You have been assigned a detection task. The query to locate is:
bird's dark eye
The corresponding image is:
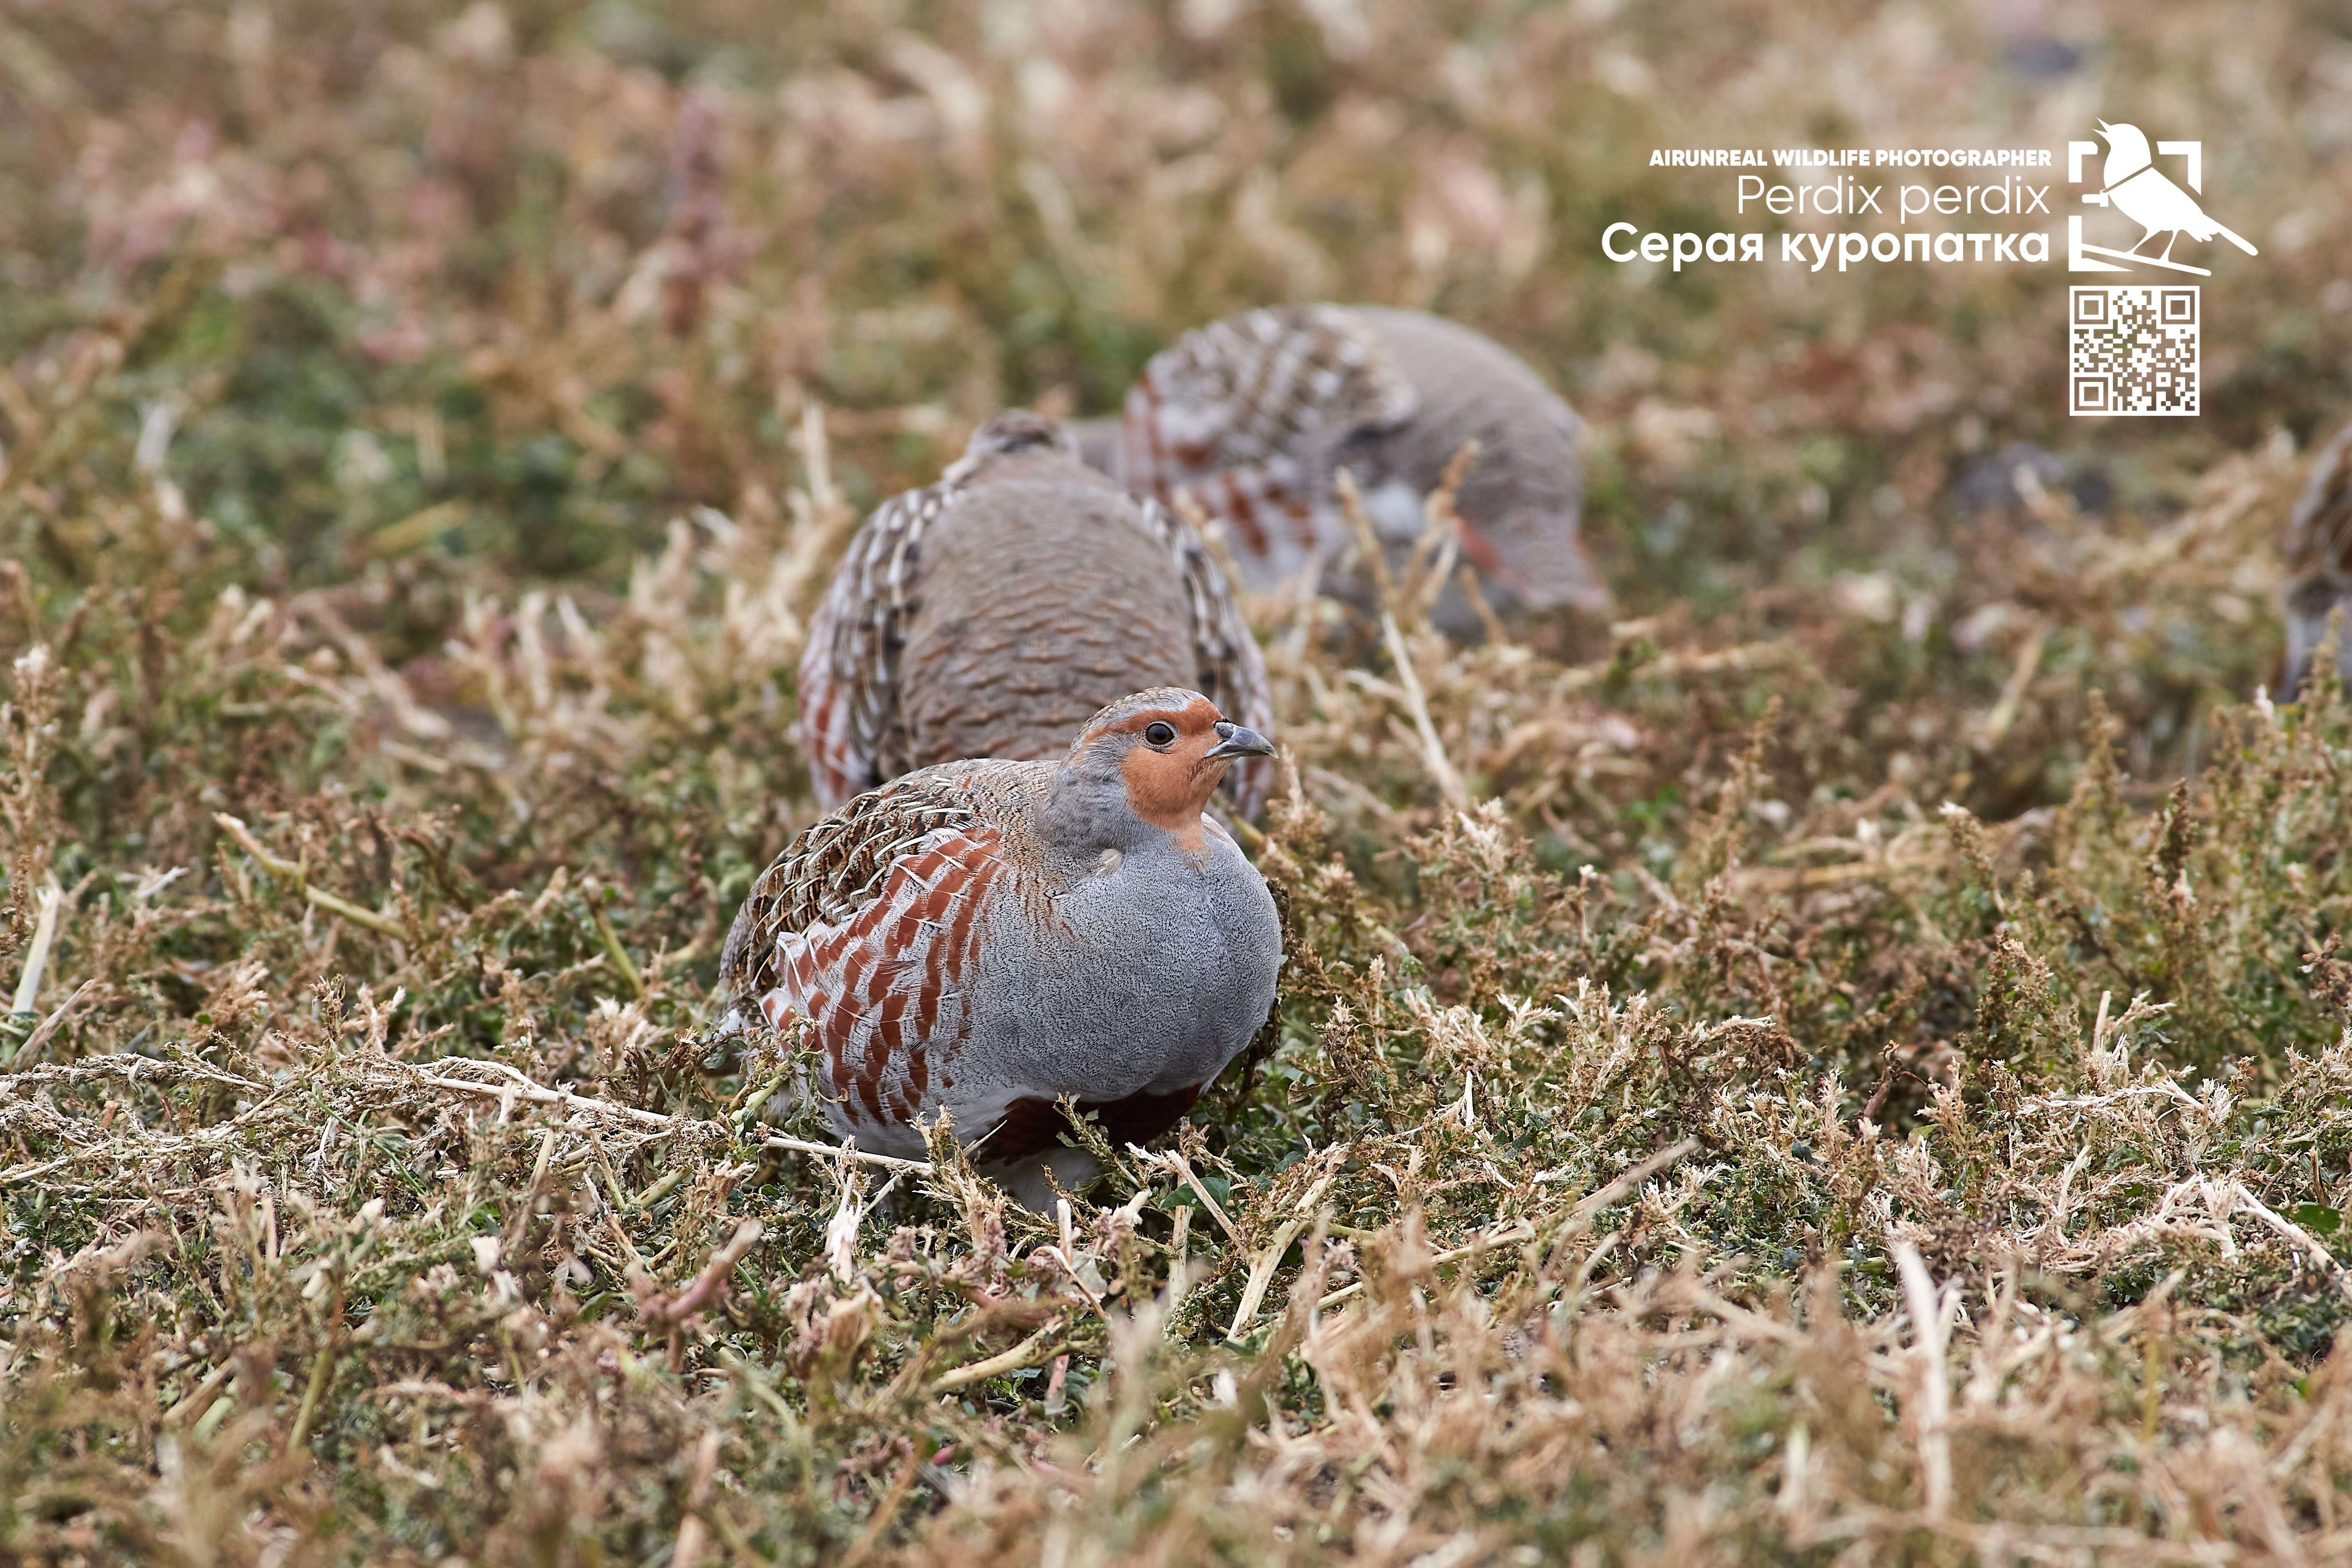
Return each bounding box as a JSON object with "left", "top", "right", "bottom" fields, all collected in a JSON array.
[{"left": 1144, "top": 722, "right": 1177, "bottom": 747}]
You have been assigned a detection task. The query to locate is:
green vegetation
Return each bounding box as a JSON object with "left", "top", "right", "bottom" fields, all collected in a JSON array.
[{"left": 4, "top": 1, "right": 2352, "bottom": 1561}]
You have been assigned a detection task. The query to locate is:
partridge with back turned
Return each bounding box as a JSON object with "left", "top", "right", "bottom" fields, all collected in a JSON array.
[
  {"left": 798, "top": 410, "right": 1273, "bottom": 816},
  {"left": 1100, "top": 304, "right": 1608, "bottom": 636}
]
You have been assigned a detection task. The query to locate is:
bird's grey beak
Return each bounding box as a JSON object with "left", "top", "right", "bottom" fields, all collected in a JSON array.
[{"left": 1203, "top": 721, "right": 1275, "bottom": 760}]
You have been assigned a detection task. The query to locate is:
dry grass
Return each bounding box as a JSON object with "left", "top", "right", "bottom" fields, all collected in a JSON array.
[{"left": 5, "top": 0, "right": 2352, "bottom": 1562}]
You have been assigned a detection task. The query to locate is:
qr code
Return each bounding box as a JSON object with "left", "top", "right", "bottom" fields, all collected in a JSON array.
[{"left": 2070, "top": 286, "right": 2199, "bottom": 416}]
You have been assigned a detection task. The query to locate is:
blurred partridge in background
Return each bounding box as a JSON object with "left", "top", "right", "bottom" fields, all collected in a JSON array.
[
  {"left": 1076, "top": 304, "right": 1608, "bottom": 638},
  {"left": 2283, "top": 416, "right": 2352, "bottom": 695},
  {"left": 724, "top": 689, "right": 1281, "bottom": 1210},
  {"left": 798, "top": 411, "right": 1274, "bottom": 817}
]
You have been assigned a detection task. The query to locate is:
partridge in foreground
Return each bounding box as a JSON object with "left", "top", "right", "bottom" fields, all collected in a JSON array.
[
  {"left": 723, "top": 689, "right": 1281, "bottom": 1210},
  {"left": 1095, "top": 305, "right": 1608, "bottom": 636},
  {"left": 798, "top": 410, "right": 1273, "bottom": 817},
  {"left": 2284, "top": 416, "right": 2352, "bottom": 695}
]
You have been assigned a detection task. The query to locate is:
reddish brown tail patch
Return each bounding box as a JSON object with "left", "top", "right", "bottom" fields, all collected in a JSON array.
[{"left": 984, "top": 1083, "right": 1205, "bottom": 1163}]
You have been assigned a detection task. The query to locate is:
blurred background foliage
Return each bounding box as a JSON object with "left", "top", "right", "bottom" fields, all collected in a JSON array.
[{"left": 3, "top": 0, "right": 2343, "bottom": 596}]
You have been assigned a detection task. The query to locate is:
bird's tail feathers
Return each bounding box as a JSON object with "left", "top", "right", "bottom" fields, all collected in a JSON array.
[{"left": 2215, "top": 223, "right": 2259, "bottom": 257}]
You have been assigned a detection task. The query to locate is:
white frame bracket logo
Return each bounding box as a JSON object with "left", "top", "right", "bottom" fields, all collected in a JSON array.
[
  {"left": 2065, "top": 122, "right": 2252, "bottom": 417},
  {"left": 2065, "top": 128, "right": 2249, "bottom": 277}
]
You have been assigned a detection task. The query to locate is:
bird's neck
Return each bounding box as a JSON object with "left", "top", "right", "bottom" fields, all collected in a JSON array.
[{"left": 1044, "top": 769, "right": 1214, "bottom": 862}]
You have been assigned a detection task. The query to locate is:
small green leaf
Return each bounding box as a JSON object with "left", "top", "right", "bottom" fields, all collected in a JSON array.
[{"left": 2293, "top": 1203, "right": 2341, "bottom": 1236}]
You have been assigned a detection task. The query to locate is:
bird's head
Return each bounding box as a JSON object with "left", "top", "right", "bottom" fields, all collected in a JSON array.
[
  {"left": 2094, "top": 121, "right": 2152, "bottom": 165},
  {"left": 1059, "top": 688, "right": 1274, "bottom": 844},
  {"left": 944, "top": 409, "right": 1080, "bottom": 481}
]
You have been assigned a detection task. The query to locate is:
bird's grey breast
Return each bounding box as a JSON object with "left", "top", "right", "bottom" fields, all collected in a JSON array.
[{"left": 966, "top": 829, "right": 1280, "bottom": 1096}]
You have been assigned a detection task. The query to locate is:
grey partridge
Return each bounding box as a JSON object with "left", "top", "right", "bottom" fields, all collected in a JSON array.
[
  {"left": 1096, "top": 304, "right": 1609, "bottom": 634},
  {"left": 798, "top": 411, "right": 1273, "bottom": 817},
  {"left": 725, "top": 688, "right": 1281, "bottom": 1209},
  {"left": 2284, "top": 416, "right": 2352, "bottom": 696}
]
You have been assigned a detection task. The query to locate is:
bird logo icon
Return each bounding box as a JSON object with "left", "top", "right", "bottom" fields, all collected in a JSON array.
[{"left": 2067, "top": 122, "right": 2258, "bottom": 276}]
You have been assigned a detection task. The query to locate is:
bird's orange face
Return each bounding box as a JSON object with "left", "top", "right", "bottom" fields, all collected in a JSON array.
[{"left": 1097, "top": 696, "right": 1274, "bottom": 844}]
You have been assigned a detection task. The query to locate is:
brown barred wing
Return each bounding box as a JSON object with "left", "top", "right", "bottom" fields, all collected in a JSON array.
[
  {"left": 2286, "top": 418, "right": 2352, "bottom": 590},
  {"left": 1115, "top": 305, "right": 1420, "bottom": 590},
  {"left": 796, "top": 482, "right": 958, "bottom": 813},
  {"left": 2284, "top": 418, "right": 2352, "bottom": 694},
  {"left": 1117, "top": 304, "right": 1419, "bottom": 481},
  {"left": 719, "top": 775, "right": 986, "bottom": 1017}
]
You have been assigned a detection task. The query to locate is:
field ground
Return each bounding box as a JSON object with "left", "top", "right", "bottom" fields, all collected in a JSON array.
[{"left": 6, "top": 1, "right": 2352, "bottom": 1563}]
